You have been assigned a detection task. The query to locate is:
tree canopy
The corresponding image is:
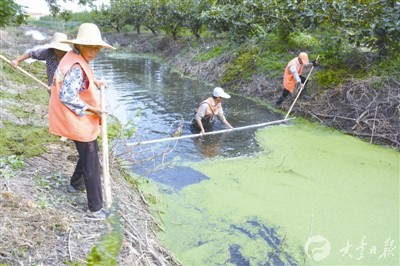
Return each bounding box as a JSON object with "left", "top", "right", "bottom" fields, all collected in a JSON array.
[
  {"left": 0, "top": 0, "right": 27, "bottom": 27},
  {"left": 92, "top": 0, "right": 399, "bottom": 55},
  {"left": 3, "top": 0, "right": 399, "bottom": 56},
  {"left": 0, "top": 0, "right": 96, "bottom": 27}
]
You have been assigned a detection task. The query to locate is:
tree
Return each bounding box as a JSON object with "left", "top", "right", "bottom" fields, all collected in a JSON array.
[
  {"left": 92, "top": 0, "right": 128, "bottom": 33},
  {"left": 182, "top": 0, "right": 212, "bottom": 39},
  {"left": 0, "top": 0, "right": 28, "bottom": 27},
  {"left": 347, "top": 0, "right": 400, "bottom": 55},
  {"left": 44, "top": 0, "right": 95, "bottom": 16},
  {"left": 123, "top": 0, "right": 152, "bottom": 35},
  {"left": 301, "top": 0, "right": 400, "bottom": 56},
  {"left": 142, "top": 0, "right": 160, "bottom": 35},
  {"left": 202, "top": 0, "right": 267, "bottom": 42},
  {"left": 157, "top": 0, "right": 186, "bottom": 40}
]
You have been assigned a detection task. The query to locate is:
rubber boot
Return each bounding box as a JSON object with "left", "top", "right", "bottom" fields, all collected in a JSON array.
[{"left": 275, "top": 96, "right": 285, "bottom": 107}]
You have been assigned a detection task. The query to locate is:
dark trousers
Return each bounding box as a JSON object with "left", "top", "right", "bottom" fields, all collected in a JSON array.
[
  {"left": 71, "top": 139, "right": 103, "bottom": 212},
  {"left": 276, "top": 75, "right": 308, "bottom": 106},
  {"left": 190, "top": 115, "right": 215, "bottom": 133}
]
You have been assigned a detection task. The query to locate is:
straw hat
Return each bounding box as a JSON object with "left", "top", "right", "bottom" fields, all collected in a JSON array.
[
  {"left": 46, "top": 32, "right": 72, "bottom": 52},
  {"left": 61, "top": 23, "right": 115, "bottom": 49}
]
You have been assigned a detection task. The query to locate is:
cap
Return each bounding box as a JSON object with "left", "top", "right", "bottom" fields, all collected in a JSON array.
[
  {"left": 298, "top": 52, "right": 309, "bottom": 64},
  {"left": 213, "top": 87, "right": 231, "bottom": 99}
]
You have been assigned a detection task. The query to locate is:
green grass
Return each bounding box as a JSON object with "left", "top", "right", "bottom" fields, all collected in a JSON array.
[
  {"left": 0, "top": 89, "right": 15, "bottom": 100},
  {"left": 194, "top": 43, "right": 232, "bottom": 62},
  {"left": 0, "top": 121, "right": 58, "bottom": 157},
  {"left": 16, "top": 87, "right": 49, "bottom": 105},
  {"left": 1, "top": 60, "right": 47, "bottom": 87},
  {"left": 222, "top": 48, "right": 258, "bottom": 85}
]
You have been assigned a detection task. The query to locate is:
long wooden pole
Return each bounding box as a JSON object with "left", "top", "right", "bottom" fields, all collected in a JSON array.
[
  {"left": 100, "top": 85, "right": 112, "bottom": 210},
  {"left": 285, "top": 55, "right": 320, "bottom": 119},
  {"left": 127, "top": 118, "right": 294, "bottom": 146},
  {"left": 0, "top": 54, "right": 50, "bottom": 92}
]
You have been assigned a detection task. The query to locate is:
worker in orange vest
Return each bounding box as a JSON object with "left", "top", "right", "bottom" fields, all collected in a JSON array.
[
  {"left": 11, "top": 32, "right": 72, "bottom": 88},
  {"left": 275, "top": 52, "right": 317, "bottom": 107},
  {"left": 191, "top": 87, "right": 234, "bottom": 134},
  {"left": 48, "top": 23, "right": 115, "bottom": 219}
]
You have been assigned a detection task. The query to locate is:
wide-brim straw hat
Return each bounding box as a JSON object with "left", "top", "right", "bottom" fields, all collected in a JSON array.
[
  {"left": 46, "top": 32, "right": 72, "bottom": 52},
  {"left": 61, "top": 23, "right": 115, "bottom": 49}
]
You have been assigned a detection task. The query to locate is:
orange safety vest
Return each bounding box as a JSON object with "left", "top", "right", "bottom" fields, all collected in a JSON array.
[
  {"left": 283, "top": 57, "right": 304, "bottom": 93},
  {"left": 197, "top": 97, "right": 222, "bottom": 118},
  {"left": 48, "top": 51, "right": 100, "bottom": 142}
]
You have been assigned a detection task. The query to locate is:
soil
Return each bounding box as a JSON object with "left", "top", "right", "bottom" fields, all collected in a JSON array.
[
  {"left": 1, "top": 27, "right": 181, "bottom": 265},
  {"left": 0, "top": 24, "right": 398, "bottom": 265}
]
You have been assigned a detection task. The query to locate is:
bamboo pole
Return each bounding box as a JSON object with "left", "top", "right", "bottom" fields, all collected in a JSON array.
[
  {"left": 100, "top": 85, "right": 112, "bottom": 210},
  {"left": 285, "top": 55, "right": 320, "bottom": 119},
  {"left": 0, "top": 54, "right": 50, "bottom": 91},
  {"left": 127, "top": 118, "right": 294, "bottom": 146}
]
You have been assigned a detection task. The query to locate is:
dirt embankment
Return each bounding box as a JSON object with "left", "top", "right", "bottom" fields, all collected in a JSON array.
[
  {"left": 1, "top": 27, "right": 181, "bottom": 265},
  {"left": 104, "top": 31, "right": 399, "bottom": 150}
]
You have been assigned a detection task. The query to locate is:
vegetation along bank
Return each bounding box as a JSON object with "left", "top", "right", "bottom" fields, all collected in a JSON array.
[{"left": 90, "top": 0, "right": 399, "bottom": 149}]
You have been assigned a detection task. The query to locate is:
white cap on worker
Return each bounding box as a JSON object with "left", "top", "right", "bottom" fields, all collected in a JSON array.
[{"left": 213, "top": 87, "right": 231, "bottom": 99}]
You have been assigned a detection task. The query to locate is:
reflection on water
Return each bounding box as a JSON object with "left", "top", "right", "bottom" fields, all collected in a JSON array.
[
  {"left": 193, "top": 135, "right": 223, "bottom": 158},
  {"left": 92, "top": 53, "right": 282, "bottom": 164}
]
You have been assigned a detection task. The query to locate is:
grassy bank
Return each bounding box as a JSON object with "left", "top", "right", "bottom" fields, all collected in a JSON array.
[{"left": 0, "top": 26, "right": 181, "bottom": 265}]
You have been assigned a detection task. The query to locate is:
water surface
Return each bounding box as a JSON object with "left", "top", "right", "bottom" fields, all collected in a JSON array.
[{"left": 93, "top": 52, "right": 399, "bottom": 265}]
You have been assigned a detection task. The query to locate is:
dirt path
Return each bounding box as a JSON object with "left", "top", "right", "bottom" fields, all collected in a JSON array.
[{"left": 1, "top": 27, "right": 181, "bottom": 265}]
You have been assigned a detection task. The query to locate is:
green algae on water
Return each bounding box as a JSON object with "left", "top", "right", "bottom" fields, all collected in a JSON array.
[{"left": 144, "top": 119, "right": 399, "bottom": 265}]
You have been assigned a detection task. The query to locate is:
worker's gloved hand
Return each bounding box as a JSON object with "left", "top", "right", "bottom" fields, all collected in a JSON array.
[
  {"left": 293, "top": 82, "right": 302, "bottom": 94},
  {"left": 311, "top": 60, "right": 317, "bottom": 67},
  {"left": 295, "top": 81, "right": 303, "bottom": 89}
]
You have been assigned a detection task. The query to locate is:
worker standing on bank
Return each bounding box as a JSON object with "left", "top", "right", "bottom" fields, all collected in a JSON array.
[
  {"left": 275, "top": 52, "right": 317, "bottom": 107},
  {"left": 48, "top": 23, "right": 115, "bottom": 219},
  {"left": 191, "top": 87, "right": 234, "bottom": 134},
  {"left": 11, "top": 32, "right": 72, "bottom": 87}
]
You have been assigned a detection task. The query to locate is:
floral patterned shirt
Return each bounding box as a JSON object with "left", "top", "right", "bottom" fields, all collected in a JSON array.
[
  {"left": 59, "top": 50, "right": 89, "bottom": 117},
  {"left": 29, "top": 48, "right": 58, "bottom": 85}
]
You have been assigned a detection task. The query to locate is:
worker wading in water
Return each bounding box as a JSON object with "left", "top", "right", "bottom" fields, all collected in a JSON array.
[{"left": 191, "top": 87, "right": 234, "bottom": 134}]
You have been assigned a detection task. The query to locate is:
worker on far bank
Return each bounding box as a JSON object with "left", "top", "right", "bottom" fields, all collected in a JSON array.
[
  {"left": 191, "top": 87, "right": 234, "bottom": 134},
  {"left": 275, "top": 52, "right": 317, "bottom": 107},
  {"left": 11, "top": 32, "right": 72, "bottom": 87}
]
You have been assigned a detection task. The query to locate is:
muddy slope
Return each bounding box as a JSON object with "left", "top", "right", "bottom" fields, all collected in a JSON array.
[{"left": 1, "top": 27, "right": 181, "bottom": 265}]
